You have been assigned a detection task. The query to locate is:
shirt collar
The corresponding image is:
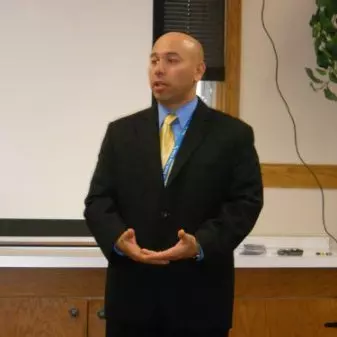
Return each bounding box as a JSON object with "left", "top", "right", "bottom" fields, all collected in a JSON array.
[{"left": 158, "top": 96, "right": 198, "bottom": 129}]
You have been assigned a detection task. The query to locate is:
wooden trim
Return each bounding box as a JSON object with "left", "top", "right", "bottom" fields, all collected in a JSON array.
[
  {"left": 0, "top": 241, "right": 97, "bottom": 247},
  {"left": 216, "top": 0, "right": 242, "bottom": 117},
  {"left": 234, "top": 268, "right": 337, "bottom": 297},
  {"left": 262, "top": 164, "right": 337, "bottom": 189},
  {"left": 1, "top": 268, "right": 336, "bottom": 298},
  {"left": 216, "top": 81, "right": 226, "bottom": 113},
  {"left": 0, "top": 268, "right": 106, "bottom": 297}
]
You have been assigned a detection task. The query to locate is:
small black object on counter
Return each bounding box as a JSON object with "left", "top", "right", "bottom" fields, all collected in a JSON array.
[{"left": 277, "top": 248, "right": 304, "bottom": 256}]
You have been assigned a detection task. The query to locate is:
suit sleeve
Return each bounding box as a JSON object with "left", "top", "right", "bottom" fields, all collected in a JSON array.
[
  {"left": 84, "top": 123, "right": 126, "bottom": 262},
  {"left": 195, "top": 125, "right": 263, "bottom": 262}
]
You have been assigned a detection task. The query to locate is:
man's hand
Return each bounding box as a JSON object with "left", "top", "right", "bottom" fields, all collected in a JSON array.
[
  {"left": 115, "top": 228, "right": 169, "bottom": 265},
  {"left": 141, "top": 229, "right": 199, "bottom": 261}
]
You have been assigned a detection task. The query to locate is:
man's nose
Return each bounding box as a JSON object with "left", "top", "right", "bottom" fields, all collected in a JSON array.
[{"left": 154, "top": 60, "right": 165, "bottom": 75}]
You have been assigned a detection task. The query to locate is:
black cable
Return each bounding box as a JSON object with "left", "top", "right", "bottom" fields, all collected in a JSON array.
[{"left": 260, "top": 0, "right": 337, "bottom": 246}]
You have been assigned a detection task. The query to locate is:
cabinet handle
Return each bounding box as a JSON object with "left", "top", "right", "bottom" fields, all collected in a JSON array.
[
  {"left": 324, "top": 322, "right": 337, "bottom": 328},
  {"left": 97, "top": 308, "right": 106, "bottom": 320},
  {"left": 69, "top": 307, "right": 79, "bottom": 318}
]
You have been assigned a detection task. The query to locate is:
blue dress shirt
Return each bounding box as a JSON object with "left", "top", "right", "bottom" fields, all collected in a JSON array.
[
  {"left": 114, "top": 96, "right": 204, "bottom": 260},
  {"left": 158, "top": 96, "right": 198, "bottom": 141}
]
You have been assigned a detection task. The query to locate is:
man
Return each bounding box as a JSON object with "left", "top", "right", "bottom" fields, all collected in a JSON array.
[{"left": 84, "top": 32, "right": 263, "bottom": 337}]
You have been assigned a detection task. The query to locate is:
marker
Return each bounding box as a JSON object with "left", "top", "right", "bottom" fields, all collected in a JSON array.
[{"left": 316, "top": 252, "right": 332, "bottom": 256}]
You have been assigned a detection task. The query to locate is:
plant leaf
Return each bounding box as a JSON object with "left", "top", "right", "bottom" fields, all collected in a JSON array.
[
  {"left": 317, "top": 0, "right": 333, "bottom": 8},
  {"left": 305, "top": 67, "right": 323, "bottom": 83},
  {"left": 329, "top": 71, "right": 337, "bottom": 84},
  {"left": 317, "top": 53, "right": 331, "bottom": 68},
  {"left": 324, "top": 87, "right": 337, "bottom": 101},
  {"left": 316, "top": 68, "right": 327, "bottom": 75},
  {"left": 310, "top": 82, "right": 318, "bottom": 91}
]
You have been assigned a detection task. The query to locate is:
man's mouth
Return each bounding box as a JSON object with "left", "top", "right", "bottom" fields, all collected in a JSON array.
[{"left": 153, "top": 81, "right": 168, "bottom": 89}]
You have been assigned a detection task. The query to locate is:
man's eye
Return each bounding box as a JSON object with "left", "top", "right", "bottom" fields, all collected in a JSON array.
[
  {"left": 168, "top": 58, "right": 179, "bottom": 63},
  {"left": 151, "top": 59, "right": 158, "bottom": 65}
]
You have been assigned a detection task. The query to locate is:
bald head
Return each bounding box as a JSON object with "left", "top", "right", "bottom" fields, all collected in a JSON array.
[
  {"left": 153, "top": 32, "right": 204, "bottom": 63},
  {"left": 149, "top": 32, "right": 206, "bottom": 109}
]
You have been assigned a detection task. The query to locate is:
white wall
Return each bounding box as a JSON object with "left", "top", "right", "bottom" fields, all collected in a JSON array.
[
  {"left": 1, "top": 0, "right": 336, "bottom": 240},
  {"left": 0, "top": 0, "right": 153, "bottom": 219},
  {"left": 240, "top": 0, "right": 337, "bottom": 237}
]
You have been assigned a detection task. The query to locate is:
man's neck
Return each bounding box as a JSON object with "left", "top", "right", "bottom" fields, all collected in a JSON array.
[{"left": 158, "top": 94, "right": 197, "bottom": 112}]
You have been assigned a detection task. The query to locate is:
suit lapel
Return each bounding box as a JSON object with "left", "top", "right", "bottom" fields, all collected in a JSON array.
[
  {"left": 166, "top": 99, "right": 213, "bottom": 187},
  {"left": 136, "top": 105, "right": 165, "bottom": 189}
]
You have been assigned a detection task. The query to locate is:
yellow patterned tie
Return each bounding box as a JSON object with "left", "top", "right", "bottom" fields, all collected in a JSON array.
[{"left": 160, "top": 114, "right": 177, "bottom": 168}]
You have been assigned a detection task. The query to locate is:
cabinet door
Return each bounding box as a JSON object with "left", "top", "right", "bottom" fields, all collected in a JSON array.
[
  {"left": 229, "top": 299, "right": 268, "bottom": 337},
  {"left": 88, "top": 299, "right": 106, "bottom": 337},
  {"left": 266, "top": 299, "right": 337, "bottom": 337},
  {"left": 0, "top": 298, "right": 87, "bottom": 337}
]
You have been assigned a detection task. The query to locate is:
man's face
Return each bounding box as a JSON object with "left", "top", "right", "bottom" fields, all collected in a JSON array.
[{"left": 148, "top": 38, "right": 200, "bottom": 104}]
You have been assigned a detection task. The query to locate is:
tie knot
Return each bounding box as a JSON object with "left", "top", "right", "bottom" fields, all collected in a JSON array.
[{"left": 163, "top": 114, "right": 177, "bottom": 126}]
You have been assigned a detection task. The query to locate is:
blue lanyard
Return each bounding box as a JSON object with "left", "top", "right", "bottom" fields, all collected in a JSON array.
[{"left": 162, "top": 117, "right": 192, "bottom": 185}]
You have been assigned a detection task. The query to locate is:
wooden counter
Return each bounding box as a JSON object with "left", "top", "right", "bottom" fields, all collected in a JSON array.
[
  {"left": 1, "top": 267, "right": 337, "bottom": 337},
  {"left": 1, "top": 235, "right": 336, "bottom": 337}
]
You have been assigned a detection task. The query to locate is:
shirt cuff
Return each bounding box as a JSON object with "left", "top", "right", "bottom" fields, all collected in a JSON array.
[
  {"left": 113, "top": 244, "right": 124, "bottom": 256},
  {"left": 196, "top": 243, "right": 204, "bottom": 261}
]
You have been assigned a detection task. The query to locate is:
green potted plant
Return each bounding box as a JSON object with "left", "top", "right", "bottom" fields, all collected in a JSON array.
[{"left": 305, "top": 0, "right": 337, "bottom": 101}]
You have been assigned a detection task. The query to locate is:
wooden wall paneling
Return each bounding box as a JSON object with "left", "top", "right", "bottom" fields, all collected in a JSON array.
[
  {"left": 234, "top": 268, "right": 337, "bottom": 298},
  {"left": 0, "top": 297, "right": 88, "bottom": 337},
  {"left": 217, "top": 0, "right": 241, "bottom": 117},
  {"left": 0, "top": 268, "right": 106, "bottom": 297},
  {"left": 229, "top": 299, "right": 267, "bottom": 337},
  {"left": 88, "top": 299, "right": 106, "bottom": 337},
  {"left": 262, "top": 163, "right": 337, "bottom": 189},
  {"left": 265, "top": 298, "right": 337, "bottom": 337}
]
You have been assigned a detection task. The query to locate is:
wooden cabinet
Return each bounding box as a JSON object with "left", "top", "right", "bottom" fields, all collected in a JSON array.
[
  {"left": 230, "top": 299, "right": 267, "bottom": 337},
  {"left": 0, "top": 298, "right": 87, "bottom": 337},
  {"left": 1, "top": 268, "right": 337, "bottom": 337},
  {"left": 230, "top": 298, "right": 337, "bottom": 337},
  {"left": 0, "top": 268, "right": 106, "bottom": 337},
  {"left": 88, "top": 299, "right": 106, "bottom": 337},
  {"left": 2, "top": 297, "right": 336, "bottom": 337},
  {"left": 266, "top": 299, "right": 337, "bottom": 337},
  {"left": 0, "top": 297, "right": 106, "bottom": 337}
]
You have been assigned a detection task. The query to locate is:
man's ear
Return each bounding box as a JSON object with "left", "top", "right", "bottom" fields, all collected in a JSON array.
[{"left": 195, "top": 62, "right": 206, "bottom": 82}]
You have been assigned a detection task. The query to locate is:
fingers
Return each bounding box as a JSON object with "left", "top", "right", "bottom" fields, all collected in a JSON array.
[
  {"left": 116, "top": 230, "right": 169, "bottom": 264},
  {"left": 137, "top": 249, "right": 170, "bottom": 265},
  {"left": 178, "top": 229, "right": 194, "bottom": 243},
  {"left": 141, "top": 256, "right": 170, "bottom": 265},
  {"left": 178, "top": 229, "right": 185, "bottom": 240},
  {"left": 143, "top": 230, "right": 197, "bottom": 261},
  {"left": 115, "top": 228, "right": 135, "bottom": 253},
  {"left": 116, "top": 228, "right": 135, "bottom": 246},
  {"left": 122, "top": 228, "right": 135, "bottom": 239},
  {"left": 141, "top": 248, "right": 157, "bottom": 255},
  {"left": 143, "top": 245, "right": 183, "bottom": 261},
  {"left": 117, "top": 229, "right": 196, "bottom": 263},
  {"left": 138, "top": 248, "right": 172, "bottom": 264},
  {"left": 128, "top": 247, "right": 169, "bottom": 265}
]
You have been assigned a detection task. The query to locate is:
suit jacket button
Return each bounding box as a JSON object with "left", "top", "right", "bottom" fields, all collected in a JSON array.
[{"left": 161, "top": 211, "right": 170, "bottom": 218}]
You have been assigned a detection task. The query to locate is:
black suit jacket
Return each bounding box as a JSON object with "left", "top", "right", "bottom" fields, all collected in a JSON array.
[{"left": 84, "top": 98, "right": 263, "bottom": 331}]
